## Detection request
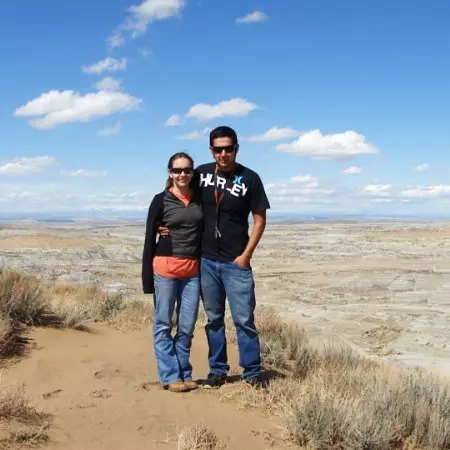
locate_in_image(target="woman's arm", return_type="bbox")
[142,194,163,294]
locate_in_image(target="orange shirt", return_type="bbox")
[152,188,199,278]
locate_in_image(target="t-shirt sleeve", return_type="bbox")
[250,173,271,212]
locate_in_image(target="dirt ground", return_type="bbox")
[1,323,289,450]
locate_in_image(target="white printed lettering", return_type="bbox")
[229,183,241,197]
[227,183,248,197]
[199,173,214,187]
[217,176,226,190]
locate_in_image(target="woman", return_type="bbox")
[142,152,203,393]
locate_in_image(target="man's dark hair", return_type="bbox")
[209,126,238,147]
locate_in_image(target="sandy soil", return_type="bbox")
[1,323,288,450]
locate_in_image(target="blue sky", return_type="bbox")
[2,0,450,216]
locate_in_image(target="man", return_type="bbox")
[160,125,270,388]
[196,126,270,389]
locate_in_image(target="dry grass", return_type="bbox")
[0,268,127,359]
[224,308,450,450]
[48,285,123,329]
[0,268,126,333]
[0,384,46,425]
[284,365,450,449]
[107,299,154,330]
[0,426,49,449]
[177,423,226,450]
[0,383,49,448]
[0,269,48,359]
[0,318,15,358]
[0,269,47,326]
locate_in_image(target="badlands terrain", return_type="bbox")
[2,218,450,375]
[1,218,450,449]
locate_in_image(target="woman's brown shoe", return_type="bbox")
[183,380,198,391]
[163,382,188,393]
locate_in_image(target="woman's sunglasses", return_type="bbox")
[210,144,238,154]
[170,167,194,175]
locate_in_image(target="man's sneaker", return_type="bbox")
[199,374,227,389]
[242,376,268,390]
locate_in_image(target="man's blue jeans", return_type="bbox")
[200,257,261,380]
[153,274,200,385]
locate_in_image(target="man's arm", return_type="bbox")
[234,210,266,268]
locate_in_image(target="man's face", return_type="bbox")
[210,137,237,171]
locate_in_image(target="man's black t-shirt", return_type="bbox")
[194,162,270,262]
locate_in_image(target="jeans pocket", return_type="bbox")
[231,262,253,275]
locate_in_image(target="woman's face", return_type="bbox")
[169,157,194,189]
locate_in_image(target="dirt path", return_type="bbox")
[1,324,289,450]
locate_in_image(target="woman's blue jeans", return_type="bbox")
[153,273,200,385]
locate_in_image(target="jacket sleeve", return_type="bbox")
[141,194,163,294]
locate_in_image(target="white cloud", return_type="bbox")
[342,166,362,175]
[178,128,210,140]
[109,0,186,46]
[362,184,392,196]
[265,174,335,200]
[167,98,258,125]
[400,185,450,198]
[0,180,164,213]
[82,57,127,75]
[186,98,257,122]
[276,130,380,160]
[98,122,122,137]
[14,89,141,129]
[95,76,121,92]
[371,198,394,203]
[0,156,56,175]
[290,174,320,188]
[60,169,109,178]
[165,114,183,126]
[107,33,126,49]
[413,163,430,173]
[247,127,302,142]
[236,10,269,24]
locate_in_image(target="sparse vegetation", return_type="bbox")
[0,384,49,448]
[0,427,49,448]
[0,269,48,358]
[0,316,15,358]
[0,269,47,326]
[0,384,45,425]
[222,307,450,450]
[99,293,124,320]
[2,266,450,449]
[49,285,122,329]
[106,298,153,330]
[177,423,226,450]
[0,268,130,357]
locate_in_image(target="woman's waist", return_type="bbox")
[153,256,199,278]
[155,237,201,257]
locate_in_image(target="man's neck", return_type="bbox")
[216,162,238,173]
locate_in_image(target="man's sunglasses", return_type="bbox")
[170,167,194,175]
[210,144,238,154]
